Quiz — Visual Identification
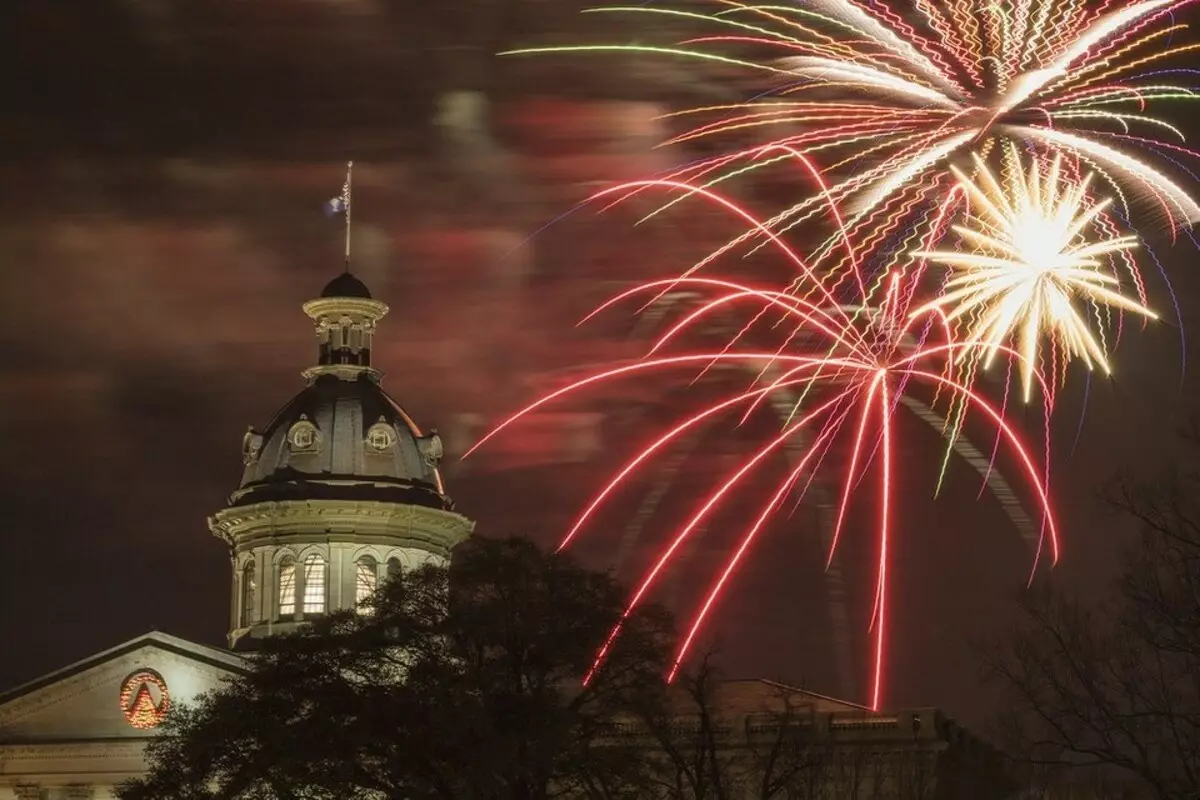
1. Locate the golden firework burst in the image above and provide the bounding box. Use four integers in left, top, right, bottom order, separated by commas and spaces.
913, 147, 1156, 401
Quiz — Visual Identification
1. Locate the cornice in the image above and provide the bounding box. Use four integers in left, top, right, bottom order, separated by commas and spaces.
221, 478, 449, 510
301, 297, 388, 320
0, 740, 149, 761
208, 499, 474, 555
301, 364, 381, 383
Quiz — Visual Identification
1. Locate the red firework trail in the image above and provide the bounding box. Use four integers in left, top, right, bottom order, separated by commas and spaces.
468, 180, 1059, 711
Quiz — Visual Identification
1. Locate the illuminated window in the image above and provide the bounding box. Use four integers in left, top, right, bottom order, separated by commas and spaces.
278, 556, 297, 616
241, 560, 257, 627
302, 554, 326, 614
386, 557, 402, 580
355, 556, 378, 614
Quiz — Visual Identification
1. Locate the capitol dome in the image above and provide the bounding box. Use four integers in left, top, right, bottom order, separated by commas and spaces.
233, 271, 451, 511
235, 374, 449, 511
209, 271, 474, 650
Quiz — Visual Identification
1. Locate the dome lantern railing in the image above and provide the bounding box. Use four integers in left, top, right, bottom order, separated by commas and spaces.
301, 273, 390, 383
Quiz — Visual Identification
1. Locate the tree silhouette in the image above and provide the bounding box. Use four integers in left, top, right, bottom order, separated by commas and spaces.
987, 429, 1200, 799
120, 537, 675, 800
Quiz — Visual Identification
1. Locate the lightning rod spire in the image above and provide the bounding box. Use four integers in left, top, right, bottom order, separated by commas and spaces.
343, 160, 353, 272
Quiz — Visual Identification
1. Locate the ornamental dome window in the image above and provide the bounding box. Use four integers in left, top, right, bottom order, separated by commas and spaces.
287, 417, 321, 453
242, 429, 264, 465
366, 420, 397, 452
417, 432, 444, 468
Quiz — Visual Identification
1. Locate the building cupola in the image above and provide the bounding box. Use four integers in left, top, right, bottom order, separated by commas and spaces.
208, 270, 474, 650
303, 272, 385, 377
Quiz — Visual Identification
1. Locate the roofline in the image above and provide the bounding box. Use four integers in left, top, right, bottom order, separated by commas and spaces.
0, 631, 246, 705
748, 678, 875, 712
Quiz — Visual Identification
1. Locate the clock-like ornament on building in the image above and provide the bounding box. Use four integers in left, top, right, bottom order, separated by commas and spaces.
119, 669, 170, 730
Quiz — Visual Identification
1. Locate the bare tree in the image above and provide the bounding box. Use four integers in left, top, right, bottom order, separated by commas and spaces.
987, 430, 1200, 799
634, 656, 820, 799
632, 657, 949, 799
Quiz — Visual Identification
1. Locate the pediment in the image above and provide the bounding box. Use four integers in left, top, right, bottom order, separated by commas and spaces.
0, 631, 245, 743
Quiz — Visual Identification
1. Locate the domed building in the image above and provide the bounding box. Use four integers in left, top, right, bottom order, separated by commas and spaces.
0, 273, 474, 799
209, 271, 473, 648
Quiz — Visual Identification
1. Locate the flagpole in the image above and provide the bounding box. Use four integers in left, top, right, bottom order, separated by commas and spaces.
344, 160, 353, 272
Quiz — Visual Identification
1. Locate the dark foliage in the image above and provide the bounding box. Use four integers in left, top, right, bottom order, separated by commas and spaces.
120, 537, 675, 800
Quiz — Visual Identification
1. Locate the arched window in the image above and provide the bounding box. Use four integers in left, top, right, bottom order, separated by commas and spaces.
241, 560, 257, 627
355, 555, 378, 614
278, 556, 297, 616
386, 557, 402, 580
302, 554, 326, 614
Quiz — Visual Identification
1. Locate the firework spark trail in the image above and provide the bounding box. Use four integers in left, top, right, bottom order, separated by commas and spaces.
579, 389, 858, 686
504, 0, 1200, 322
871, 379, 893, 711
474, 288, 1058, 710
475, 0, 1199, 710
472, 219, 1059, 712
667, 400, 856, 682
462, 140, 1156, 705
913, 147, 1158, 401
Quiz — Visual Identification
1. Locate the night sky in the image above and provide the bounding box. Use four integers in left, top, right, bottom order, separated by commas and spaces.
3, 1, 1198, 731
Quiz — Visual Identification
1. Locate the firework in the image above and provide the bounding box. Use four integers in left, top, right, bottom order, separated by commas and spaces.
469, 182, 1059, 711
913, 147, 1156, 402
506, 0, 1200, 288
481, 0, 1200, 711
776, 0, 1200, 218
